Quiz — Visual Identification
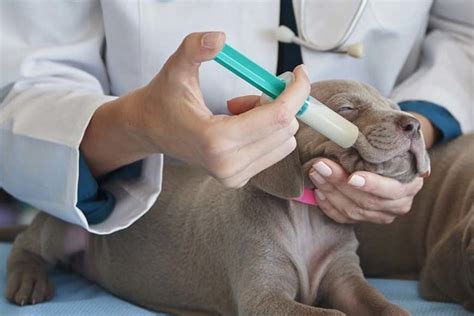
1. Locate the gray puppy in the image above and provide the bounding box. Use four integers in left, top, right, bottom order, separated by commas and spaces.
5, 80, 430, 315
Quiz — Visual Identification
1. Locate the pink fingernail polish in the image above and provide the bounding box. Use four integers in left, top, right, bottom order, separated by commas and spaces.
314, 161, 332, 177
348, 175, 365, 187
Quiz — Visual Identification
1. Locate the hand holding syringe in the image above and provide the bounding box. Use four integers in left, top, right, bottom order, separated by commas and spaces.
215, 44, 359, 148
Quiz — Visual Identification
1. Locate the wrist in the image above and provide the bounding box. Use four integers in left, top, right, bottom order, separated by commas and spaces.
80, 88, 155, 177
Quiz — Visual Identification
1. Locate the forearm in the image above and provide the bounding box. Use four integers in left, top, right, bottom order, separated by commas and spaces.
80, 88, 152, 178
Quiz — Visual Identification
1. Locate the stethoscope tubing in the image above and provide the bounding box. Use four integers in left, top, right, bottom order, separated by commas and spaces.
298, 0, 368, 52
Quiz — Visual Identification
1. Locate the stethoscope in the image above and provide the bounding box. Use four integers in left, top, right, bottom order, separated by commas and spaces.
276, 0, 368, 58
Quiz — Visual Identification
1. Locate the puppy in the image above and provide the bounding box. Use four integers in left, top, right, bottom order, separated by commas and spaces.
5, 80, 430, 315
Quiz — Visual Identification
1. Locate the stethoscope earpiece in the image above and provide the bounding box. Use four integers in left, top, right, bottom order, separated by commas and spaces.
344, 43, 364, 59
275, 25, 364, 59
276, 0, 367, 59
275, 25, 296, 44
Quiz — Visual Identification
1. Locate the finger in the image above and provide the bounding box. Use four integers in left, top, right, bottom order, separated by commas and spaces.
314, 180, 365, 221
269, 65, 310, 113
347, 171, 424, 200
315, 190, 357, 224
219, 136, 297, 187
310, 158, 349, 186
236, 119, 299, 165
357, 210, 397, 224
228, 65, 310, 139
310, 169, 415, 214
317, 181, 398, 224
208, 118, 298, 181
310, 173, 398, 224
376, 196, 414, 216
227, 95, 260, 115
310, 159, 423, 207
167, 32, 226, 76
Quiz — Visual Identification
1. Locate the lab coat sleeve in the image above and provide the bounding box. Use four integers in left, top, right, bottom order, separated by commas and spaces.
391, 0, 474, 134
0, 1, 163, 234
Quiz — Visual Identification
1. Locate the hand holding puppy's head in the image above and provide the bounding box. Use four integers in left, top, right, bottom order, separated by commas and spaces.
251, 80, 430, 199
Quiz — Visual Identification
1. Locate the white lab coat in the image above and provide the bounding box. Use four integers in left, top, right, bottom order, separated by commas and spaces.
0, 0, 472, 234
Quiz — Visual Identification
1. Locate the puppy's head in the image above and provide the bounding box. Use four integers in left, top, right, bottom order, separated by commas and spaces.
251, 80, 430, 199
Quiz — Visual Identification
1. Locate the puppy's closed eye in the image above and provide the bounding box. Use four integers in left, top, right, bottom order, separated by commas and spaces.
337, 105, 358, 121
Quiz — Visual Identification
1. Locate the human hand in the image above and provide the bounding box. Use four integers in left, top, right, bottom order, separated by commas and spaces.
309, 158, 424, 224
123, 32, 310, 187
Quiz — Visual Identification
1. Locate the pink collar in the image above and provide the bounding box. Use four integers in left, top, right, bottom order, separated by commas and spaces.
292, 188, 318, 206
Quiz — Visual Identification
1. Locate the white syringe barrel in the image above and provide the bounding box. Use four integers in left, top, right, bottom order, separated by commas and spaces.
269, 72, 359, 148
297, 97, 359, 148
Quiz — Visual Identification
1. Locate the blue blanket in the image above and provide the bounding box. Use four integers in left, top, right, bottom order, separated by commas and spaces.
0, 242, 470, 315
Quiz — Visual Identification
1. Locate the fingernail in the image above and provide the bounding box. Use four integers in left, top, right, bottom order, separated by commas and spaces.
348, 175, 366, 187
309, 171, 326, 184
314, 161, 332, 177
300, 64, 310, 79
202, 32, 223, 49
315, 190, 326, 201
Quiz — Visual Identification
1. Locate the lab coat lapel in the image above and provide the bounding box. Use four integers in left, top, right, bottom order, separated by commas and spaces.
136, 0, 279, 113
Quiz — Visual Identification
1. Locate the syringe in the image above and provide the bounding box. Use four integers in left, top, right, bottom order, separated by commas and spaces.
214, 44, 359, 148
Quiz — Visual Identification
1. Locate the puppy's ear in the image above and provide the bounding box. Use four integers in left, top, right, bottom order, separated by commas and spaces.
249, 148, 304, 199
413, 136, 431, 177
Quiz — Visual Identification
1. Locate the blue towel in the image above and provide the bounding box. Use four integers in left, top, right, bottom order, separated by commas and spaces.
0, 243, 470, 315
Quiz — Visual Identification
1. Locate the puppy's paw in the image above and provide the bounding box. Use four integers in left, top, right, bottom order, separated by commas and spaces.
380, 304, 411, 316
5, 266, 54, 306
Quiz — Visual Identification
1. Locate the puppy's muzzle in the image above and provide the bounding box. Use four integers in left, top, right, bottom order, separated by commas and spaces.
397, 115, 421, 139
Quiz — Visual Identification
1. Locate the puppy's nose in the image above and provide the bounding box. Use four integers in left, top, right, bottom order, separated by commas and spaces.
397, 116, 421, 137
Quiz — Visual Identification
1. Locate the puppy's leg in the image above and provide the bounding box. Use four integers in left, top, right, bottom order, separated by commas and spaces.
5, 212, 88, 305
6, 213, 52, 305
235, 257, 344, 315
419, 209, 474, 311
319, 254, 410, 316
6, 247, 54, 305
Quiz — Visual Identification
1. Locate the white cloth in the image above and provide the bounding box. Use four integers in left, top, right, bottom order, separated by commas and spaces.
0, 0, 472, 234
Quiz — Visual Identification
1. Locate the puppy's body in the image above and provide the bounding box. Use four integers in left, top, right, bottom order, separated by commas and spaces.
7, 80, 432, 314
81, 165, 357, 314
9, 163, 396, 315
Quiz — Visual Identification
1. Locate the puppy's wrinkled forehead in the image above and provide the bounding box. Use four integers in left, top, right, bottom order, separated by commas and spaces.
310, 80, 398, 113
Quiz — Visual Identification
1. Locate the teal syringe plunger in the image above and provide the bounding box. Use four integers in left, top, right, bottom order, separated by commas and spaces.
214, 44, 359, 148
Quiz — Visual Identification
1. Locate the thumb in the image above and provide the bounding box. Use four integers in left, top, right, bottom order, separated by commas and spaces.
168, 32, 226, 76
